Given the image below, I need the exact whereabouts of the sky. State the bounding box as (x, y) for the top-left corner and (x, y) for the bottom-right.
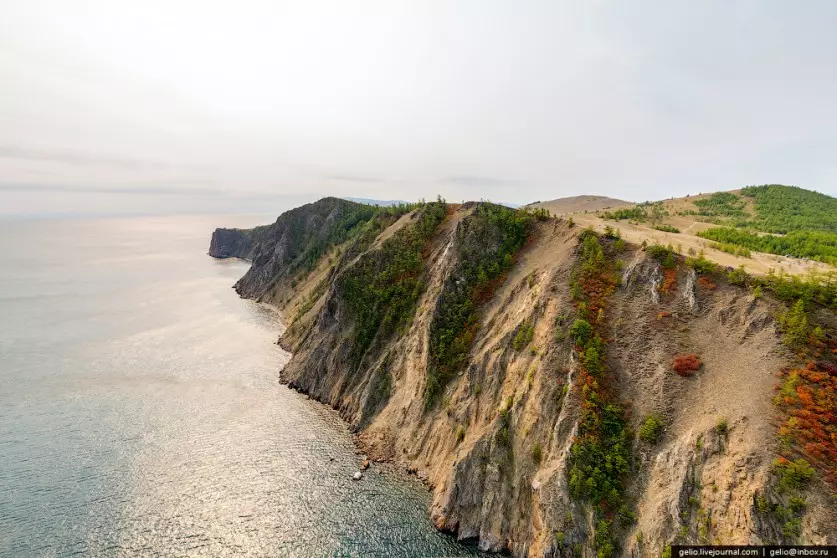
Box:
(2, 0), (837, 216)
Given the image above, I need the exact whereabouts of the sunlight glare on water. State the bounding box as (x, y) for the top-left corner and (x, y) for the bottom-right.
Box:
(0, 215), (478, 558)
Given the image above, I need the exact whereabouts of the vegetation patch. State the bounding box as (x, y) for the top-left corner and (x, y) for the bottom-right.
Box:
(512, 321), (535, 352)
(774, 362), (837, 489)
(672, 354), (702, 377)
(287, 198), (419, 276)
(565, 229), (633, 556)
(638, 414), (665, 444)
(340, 200), (448, 366)
(688, 191), (748, 218)
(532, 443), (543, 464)
(653, 224), (680, 233)
(425, 203), (537, 405)
(699, 227), (837, 265)
(697, 276), (716, 290)
(740, 184), (837, 234)
(645, 243), (677, 269)
(662, 268), (678, 294)
(602, 207), (647, 221)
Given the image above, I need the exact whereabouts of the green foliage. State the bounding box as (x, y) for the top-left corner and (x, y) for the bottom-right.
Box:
(740, 184), (837, 234)
(758, 269), (837, 308)
(727, 265), (749, 286)
(425, 204), (534, 405)
(602, 207), (646, 221)
(773, 457), (815, 491)
(569, 318), (593, 346)
(603, 225), (621, 239)
(685, 251), (720, 274)
(778, 299), (810, 348)
(340, 201), (447, 365)
(711, 241), (752, 258)
(594, 519), (616, 558)
(788, 496), (807, 514)
(690, 191), (748, 217)
(653, 224), (680, 233)
(532, 443), (543, 464)
(522, 206), (552, 221)
(698, 227), (837, 265)
(645, 243), (675, 263)
(752, 285), (763, 299)
(284, 198), (410, 276)
(638, 414), (665, 444)
(512, 321), (535, 351)
(566, 231), (632, 557)
(716, 418), (729, 436)
(583, 343), (605, 375)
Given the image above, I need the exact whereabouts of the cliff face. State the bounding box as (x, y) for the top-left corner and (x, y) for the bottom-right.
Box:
(212, 199), (837, 556)
(208, 227), (258, 259)
(229, 197), (381, 300)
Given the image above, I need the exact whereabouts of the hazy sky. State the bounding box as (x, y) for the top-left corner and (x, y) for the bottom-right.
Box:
(2, 0), (837, 215)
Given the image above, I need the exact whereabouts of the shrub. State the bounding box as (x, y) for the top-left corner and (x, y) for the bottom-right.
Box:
(716, 418), (729, 436)
(603, 225), (621, 239)
(512, 321), (535, 351)
(773, 457), (815, 490)
(569, 318), (593, 346)
(697, 276), (717, 290)
(788, 496), (807, 513)
(779, 299), (810, 348)
(654, 224), (680, 233)
(672, 354), (702, 376)
(727, 265), (749, 286)
(638, 414), (665, 444)
(532, 443), (543, 464)
(662, 268), (677, 292)
(646, 243), (673, 262)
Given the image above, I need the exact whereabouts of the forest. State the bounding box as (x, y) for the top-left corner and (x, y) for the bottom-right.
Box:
(697, 227), (837, 265)
(566, 229), (632, 557)
(739, 184), (837, 234)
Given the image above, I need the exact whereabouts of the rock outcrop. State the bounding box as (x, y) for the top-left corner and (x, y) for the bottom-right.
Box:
(211, 198), (837, 556)
(208, 227), (258, 259)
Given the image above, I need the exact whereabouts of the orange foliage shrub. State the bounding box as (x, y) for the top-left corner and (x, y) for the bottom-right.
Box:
(661, 268), (677, 293)
(697, 276), (716, 290)
(657, 311), (672, 320)
(672, 354), (702, 376)
(775, 361), (837, 488)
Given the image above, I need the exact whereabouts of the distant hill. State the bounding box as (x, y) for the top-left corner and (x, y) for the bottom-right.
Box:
(529, 195), (632, 215)
(343, 197), (409, 207)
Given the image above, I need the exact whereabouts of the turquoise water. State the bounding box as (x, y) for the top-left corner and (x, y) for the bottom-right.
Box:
(0, 215), (477, 557)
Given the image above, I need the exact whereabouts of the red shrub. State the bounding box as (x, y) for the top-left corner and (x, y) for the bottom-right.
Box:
(657, 311), (672, 320)
(775, 363), (837, 489)
(672, 354), (702, 376)
(662, 268), (677, 293)
(697, 276), (716, 290)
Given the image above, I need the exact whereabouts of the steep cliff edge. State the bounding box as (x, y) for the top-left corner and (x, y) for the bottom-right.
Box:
(212, 198), (837, 556)
(208, 227), (260, 259)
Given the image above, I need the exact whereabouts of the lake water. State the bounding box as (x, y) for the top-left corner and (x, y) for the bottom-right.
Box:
(0, 215), (478, 558)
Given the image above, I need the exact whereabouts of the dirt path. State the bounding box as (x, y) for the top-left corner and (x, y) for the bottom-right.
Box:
(571, 214), (834, 278)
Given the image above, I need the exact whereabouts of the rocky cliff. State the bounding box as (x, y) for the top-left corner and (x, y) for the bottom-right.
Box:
(208, 227), (259, 259)
(212, 198), (837, 556)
